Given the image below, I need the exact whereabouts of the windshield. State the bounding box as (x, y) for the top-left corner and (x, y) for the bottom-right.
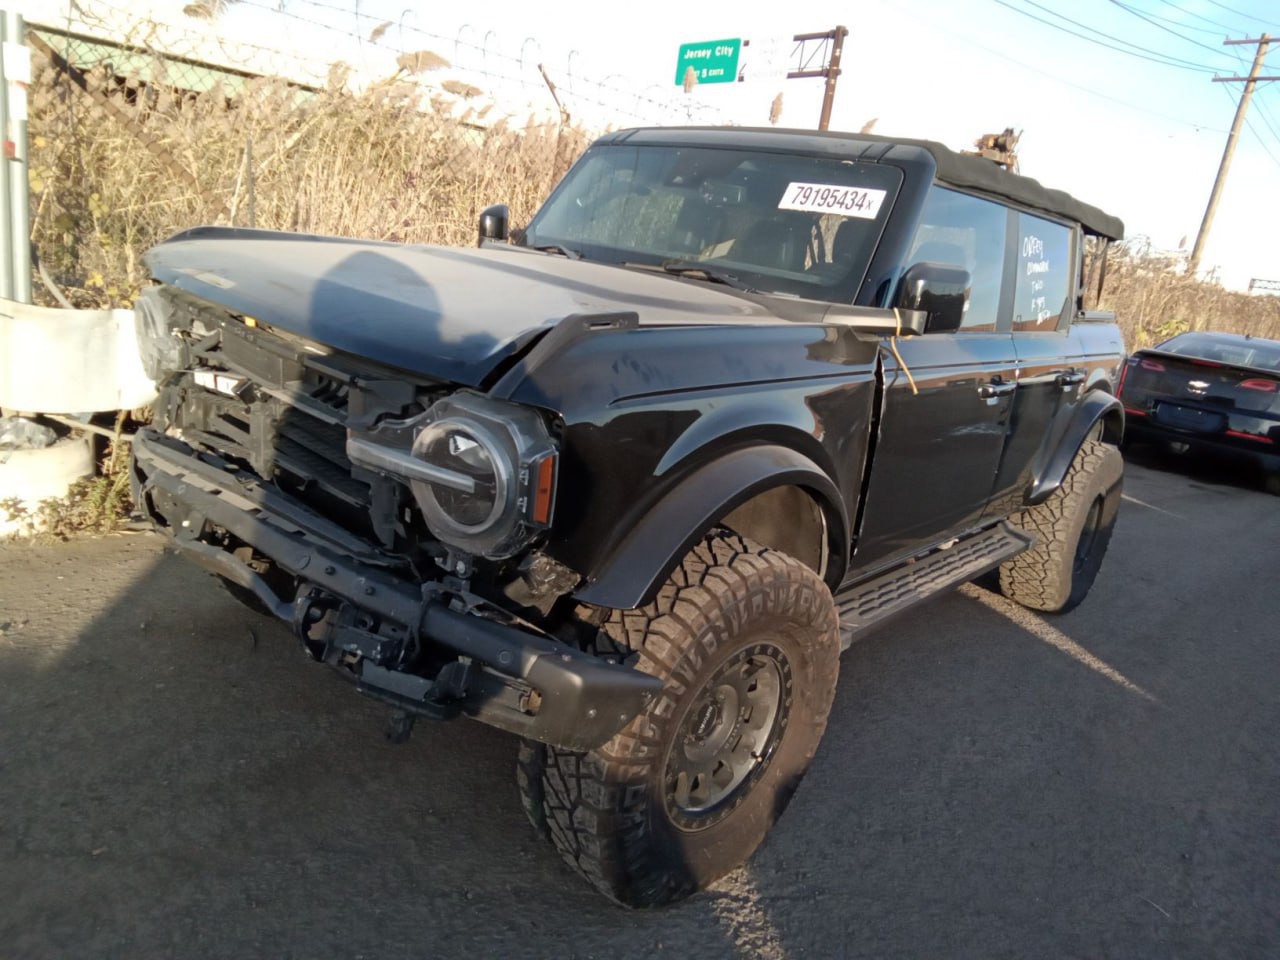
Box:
(522, 143), (903, 303)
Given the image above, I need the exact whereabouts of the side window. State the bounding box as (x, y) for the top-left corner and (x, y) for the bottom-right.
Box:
(906, 186), (1008, 332)
(1013, 213), (1073, 332)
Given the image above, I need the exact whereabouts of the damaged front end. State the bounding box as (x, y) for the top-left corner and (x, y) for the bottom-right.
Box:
(130, 284), (660, 751)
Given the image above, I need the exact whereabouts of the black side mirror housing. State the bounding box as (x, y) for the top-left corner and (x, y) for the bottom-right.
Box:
(894, 262), (971, 334)
(478, 204), (510, 245)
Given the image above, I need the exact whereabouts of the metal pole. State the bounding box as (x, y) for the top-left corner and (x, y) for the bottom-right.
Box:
(4, 11), (30, 303)
(818, 25), (847, 131)
(1188, 34), (1269, 277)
(0, 9), (12, 301)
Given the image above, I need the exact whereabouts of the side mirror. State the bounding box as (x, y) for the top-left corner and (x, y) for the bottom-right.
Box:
(477, 203), (510, 245)
(894, 262), (971, 334)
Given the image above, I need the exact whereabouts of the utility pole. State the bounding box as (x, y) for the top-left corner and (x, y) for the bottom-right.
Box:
(786, 27), (847, 131)
(1188, 34), (1275, 277)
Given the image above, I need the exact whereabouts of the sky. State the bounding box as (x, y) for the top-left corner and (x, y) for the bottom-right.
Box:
(31, 0), (1280, 291)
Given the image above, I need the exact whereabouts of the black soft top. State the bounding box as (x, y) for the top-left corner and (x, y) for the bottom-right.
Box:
(602, 126), (1125, 241)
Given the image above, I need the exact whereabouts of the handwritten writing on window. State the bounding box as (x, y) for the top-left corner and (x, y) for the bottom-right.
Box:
(1021, 234), (1053, 324)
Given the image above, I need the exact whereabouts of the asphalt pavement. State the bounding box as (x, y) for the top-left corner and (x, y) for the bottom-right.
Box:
(1, 455), (1277, 959)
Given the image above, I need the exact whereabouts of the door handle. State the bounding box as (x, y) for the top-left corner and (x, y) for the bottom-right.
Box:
(978, 379), (1017, 399)
(1057, 369), (1086, 387)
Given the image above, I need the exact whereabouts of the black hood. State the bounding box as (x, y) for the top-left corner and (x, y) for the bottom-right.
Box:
(145, 227), (782, 386)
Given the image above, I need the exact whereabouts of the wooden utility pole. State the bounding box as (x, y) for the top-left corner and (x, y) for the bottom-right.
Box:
(787, 27), (848, 131)
(1188, 34), (1275, 276)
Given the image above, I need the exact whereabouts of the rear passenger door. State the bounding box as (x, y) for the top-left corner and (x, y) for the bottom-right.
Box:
(987, 212), (1082, 515)
(853, 187), (1019, 570)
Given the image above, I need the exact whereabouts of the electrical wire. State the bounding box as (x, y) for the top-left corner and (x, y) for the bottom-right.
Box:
(1218, 84), (1280, 171)
(992, 0), (1220, 72)
(1253, 93), (1280, 147)
(1150, 0), (1253, 34)
(866, 0), (1228, 132)
(1200, 0), (1280, 30)
(1244, 116), (1280, 171)
(1014, 0), (1224, 68)
(1122, 2), (1236, 36)
(1107, 0), (1240, 58)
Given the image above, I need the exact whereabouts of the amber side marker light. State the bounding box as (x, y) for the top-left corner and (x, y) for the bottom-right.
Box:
(533, 455), (557, 524)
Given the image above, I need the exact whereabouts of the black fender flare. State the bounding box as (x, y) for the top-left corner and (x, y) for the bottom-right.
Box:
(1027, 390), (1124, 505)
(573, 445), (849, 610)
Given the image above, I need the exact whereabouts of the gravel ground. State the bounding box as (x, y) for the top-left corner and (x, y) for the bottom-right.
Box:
(2, 456), (1278, 959)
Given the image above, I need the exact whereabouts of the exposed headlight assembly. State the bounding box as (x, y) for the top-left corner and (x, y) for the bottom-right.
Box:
(348, 393), (558, 559)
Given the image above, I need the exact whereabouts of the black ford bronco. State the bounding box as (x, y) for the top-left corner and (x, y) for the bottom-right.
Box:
(131, 127), (1127, 907)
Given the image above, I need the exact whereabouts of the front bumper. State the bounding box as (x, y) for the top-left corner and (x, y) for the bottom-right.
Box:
(131, 429), (662, 751)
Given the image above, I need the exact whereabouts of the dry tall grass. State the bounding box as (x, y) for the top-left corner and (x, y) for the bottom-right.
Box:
(1099, 245), (1280, 349)
(31, 54), (588, 308)
(30, 51), (1280, 347)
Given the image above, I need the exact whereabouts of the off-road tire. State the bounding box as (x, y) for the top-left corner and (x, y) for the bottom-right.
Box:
(999, 439), (1123, 613)
(517, 529), (840, 907)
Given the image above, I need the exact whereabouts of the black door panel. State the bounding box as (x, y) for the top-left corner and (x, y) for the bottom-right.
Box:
(854, 332), (1018, 570)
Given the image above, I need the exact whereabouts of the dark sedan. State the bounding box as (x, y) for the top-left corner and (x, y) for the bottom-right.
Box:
(1119, 331), (1280, 495)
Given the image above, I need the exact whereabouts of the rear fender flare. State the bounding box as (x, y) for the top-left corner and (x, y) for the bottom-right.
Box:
(573, 445), (848, 610)
(1027, 390), (1124, 505)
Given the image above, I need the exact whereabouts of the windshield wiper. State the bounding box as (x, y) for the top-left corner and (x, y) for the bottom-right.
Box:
(622, 259), (753, 291)
(532, 244), (581, 259)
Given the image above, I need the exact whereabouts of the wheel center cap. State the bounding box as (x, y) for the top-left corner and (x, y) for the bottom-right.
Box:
(692, 700), (720, 741)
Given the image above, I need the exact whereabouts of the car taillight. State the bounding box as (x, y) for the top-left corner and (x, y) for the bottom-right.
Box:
(1117, 358), (1133, 395)
(1140, 358), (1165, 372)
(1239, 379), (1277, 392)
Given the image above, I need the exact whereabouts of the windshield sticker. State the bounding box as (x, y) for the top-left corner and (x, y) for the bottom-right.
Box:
(778, 183), (887, 219)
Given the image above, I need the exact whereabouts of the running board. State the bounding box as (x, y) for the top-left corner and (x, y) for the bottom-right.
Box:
(835, 523), (1034, 650)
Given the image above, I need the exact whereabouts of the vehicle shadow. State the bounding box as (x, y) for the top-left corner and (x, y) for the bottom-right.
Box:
(4, 509), (1278, 958)
(1121, 438), (1274, 497)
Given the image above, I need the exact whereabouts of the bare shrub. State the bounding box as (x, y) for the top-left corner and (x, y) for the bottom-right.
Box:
(1096, 243), (1280, 349)
(31, 52), (590, 309)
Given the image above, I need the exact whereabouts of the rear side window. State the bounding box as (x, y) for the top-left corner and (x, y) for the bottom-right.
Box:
(906, 187), (1007, 331)
(1013, 213), (1073, 332)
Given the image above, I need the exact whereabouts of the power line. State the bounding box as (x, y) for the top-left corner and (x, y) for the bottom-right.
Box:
(1121, 2), (1234, 36)
(865, 0), (1228, 132)
(1256, 91), (1280, 144)
(1015, 0), (1225, 68)
(1150, 0), (1252, 34)
(1244, 115), (1280, 170)
(1107, 0), (1239, 58)
(992, 0), (1220, 72)
(1200, 0), (1280, 30)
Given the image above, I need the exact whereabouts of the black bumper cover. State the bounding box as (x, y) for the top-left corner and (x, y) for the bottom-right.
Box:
(131, 430), (662, 751)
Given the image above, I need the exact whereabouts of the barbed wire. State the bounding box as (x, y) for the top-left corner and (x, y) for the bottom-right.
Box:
(33, 0), (729, 128)
(32, 0), (732, 128)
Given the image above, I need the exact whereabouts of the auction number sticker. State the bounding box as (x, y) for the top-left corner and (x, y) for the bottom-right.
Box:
(778, 182), (887, 219)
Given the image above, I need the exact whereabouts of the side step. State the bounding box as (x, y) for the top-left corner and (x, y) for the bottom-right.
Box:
(835, 522), (1033, 650)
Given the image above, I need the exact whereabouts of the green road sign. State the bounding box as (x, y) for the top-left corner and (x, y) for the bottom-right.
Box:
(674, 38), (741, 85)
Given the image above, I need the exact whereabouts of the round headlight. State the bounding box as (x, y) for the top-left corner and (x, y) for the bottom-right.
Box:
(410, 419), (510, 535)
